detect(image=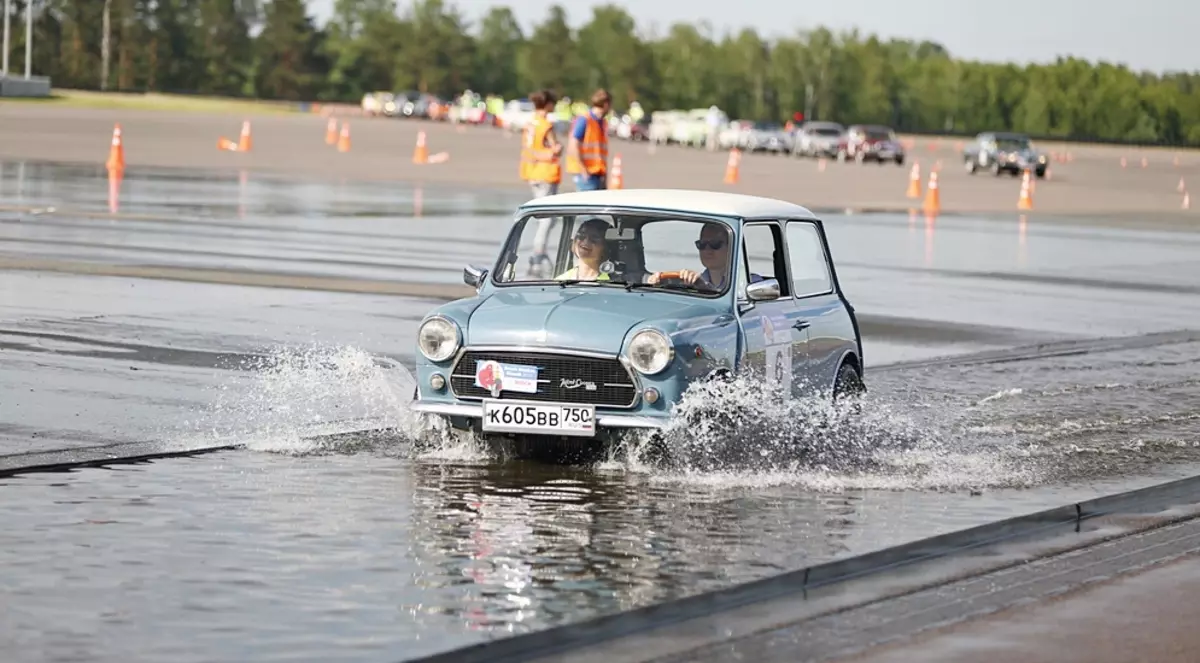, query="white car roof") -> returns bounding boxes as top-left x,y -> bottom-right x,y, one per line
518,189 -> 816,220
